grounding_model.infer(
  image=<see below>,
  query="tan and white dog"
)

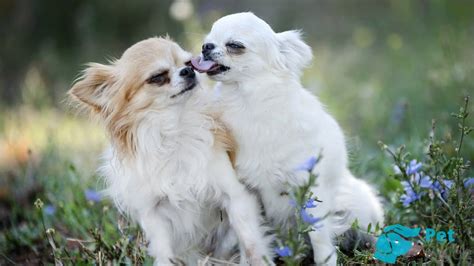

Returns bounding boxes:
[192,13,384,265]
[69,37,271,265]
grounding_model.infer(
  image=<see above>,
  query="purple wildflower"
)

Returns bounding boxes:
[464,177,474,188]
[304,198,318,208]
[399,173,432,206]
[43,204,56,216]
[295,156,318,172]
[431,179,454,200]
[400,169,456,205]
[400,181,422,207]
[84,189,102,203]
[414,173,432,188]
[406,160,422,175]
[300,209,321,225]
[274,246,293,257]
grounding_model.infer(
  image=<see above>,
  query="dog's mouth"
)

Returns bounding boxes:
[170,81,197,98]
[191,56,230,76]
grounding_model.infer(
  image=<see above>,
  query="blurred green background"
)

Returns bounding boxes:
[0,0,473,264]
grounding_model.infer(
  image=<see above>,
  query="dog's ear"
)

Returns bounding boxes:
[69,63,115,112]
[276,30,313,76]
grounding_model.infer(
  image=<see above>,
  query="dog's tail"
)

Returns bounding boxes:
[320,173,382,255]
[331,171,384,236]
[321,171,384,258]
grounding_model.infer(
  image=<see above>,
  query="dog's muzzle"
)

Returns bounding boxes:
[170,67,197,98]
[190,56,230,76]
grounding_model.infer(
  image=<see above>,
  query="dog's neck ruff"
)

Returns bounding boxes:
[101,97,218,213]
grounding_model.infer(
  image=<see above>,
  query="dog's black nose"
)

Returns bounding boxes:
[179,66,195,78]
[202,43,216,53]
[202,43,215,61]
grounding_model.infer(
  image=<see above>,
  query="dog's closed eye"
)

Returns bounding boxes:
[226,41,245,54]
[147,71,170,86]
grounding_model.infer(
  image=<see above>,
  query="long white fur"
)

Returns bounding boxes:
[202,13,384,265]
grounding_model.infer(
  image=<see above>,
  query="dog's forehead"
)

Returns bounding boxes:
[208,12,275,43]
[120,38,189,69]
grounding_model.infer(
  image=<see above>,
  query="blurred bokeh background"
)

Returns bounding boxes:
[1,0,473,263]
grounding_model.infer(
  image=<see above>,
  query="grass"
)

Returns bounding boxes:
[1,20,473,265]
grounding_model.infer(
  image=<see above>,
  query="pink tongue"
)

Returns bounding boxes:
[191,56,216,73]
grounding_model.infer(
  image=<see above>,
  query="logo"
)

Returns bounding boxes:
[374,224,420,263]
[374,224,455,264]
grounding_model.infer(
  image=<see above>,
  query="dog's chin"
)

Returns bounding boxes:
[206,64,230,76]
[170,81,197,99]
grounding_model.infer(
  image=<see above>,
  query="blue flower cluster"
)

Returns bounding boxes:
[275,155,322,260]
[399,160,459,206]
[300,199,320,225]
[293,198,322,228]
[277,197,321,258]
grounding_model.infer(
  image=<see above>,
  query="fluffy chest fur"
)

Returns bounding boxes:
[99,102,225,252]
[101,105,221,209]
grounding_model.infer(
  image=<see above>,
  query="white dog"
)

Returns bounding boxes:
[69,37,271,265]
[192,13,384,265]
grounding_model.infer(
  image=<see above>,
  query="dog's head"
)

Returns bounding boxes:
[69,37,196,153]
[191,12,312,82]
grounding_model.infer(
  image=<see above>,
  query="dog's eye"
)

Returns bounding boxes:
[185,60,192,66]
[147,71,170,86]
[226,42,245,50]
